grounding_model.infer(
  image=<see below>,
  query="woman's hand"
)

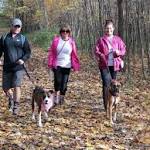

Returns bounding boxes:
[114,49,120,57]
[113,49,120,58]
[115,49,120,55]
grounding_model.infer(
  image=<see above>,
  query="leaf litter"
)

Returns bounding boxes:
[0,47,149,149]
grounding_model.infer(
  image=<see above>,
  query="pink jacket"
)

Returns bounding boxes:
[47,36,80,71]
[95,35,126,71]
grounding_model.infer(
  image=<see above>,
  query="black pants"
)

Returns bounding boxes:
[100,66,117,110]
[53,66,71,95]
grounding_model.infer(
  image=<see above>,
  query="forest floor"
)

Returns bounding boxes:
[0,25,150,149]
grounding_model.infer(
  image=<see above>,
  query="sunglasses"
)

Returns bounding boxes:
[61,30,70,33]
[13,25,21,28]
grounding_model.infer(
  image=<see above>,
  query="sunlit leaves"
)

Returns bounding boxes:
[0,47,149,149]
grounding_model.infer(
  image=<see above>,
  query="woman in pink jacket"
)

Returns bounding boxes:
[48,25,80,104]
[95,20,126,110]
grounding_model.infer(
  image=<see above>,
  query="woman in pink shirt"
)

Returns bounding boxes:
[48,25,80,104]
[95,20,126,110]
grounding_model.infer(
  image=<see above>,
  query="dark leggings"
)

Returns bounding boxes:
[100,66,117,110]
[53,66,70,95]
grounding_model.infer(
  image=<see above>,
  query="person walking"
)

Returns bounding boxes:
[0,18,31,115]
[47,24,80,104]
[94,19,126,110]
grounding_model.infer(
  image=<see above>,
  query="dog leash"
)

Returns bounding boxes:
[23,64,35,85]
[23,64,31,80]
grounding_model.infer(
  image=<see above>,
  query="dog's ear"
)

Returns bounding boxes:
[117,78,125,87]
[49,90,53,94]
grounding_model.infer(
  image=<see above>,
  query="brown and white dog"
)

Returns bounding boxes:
[32,86,54,127]
[106,80,121,124]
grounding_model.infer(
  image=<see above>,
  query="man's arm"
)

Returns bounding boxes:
[21,37,31,61]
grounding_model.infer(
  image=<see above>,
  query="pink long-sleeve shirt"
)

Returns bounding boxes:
[95,35,126,71]
[47,36,80,71]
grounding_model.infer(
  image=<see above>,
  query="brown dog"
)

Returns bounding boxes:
[32,86,54,127]
[106,80,121,124]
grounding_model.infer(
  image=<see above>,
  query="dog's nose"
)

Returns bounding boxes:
[45,100,48,104]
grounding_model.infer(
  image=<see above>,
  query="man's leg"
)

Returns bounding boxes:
[13,86,21,115]
[4,89,14,111]
[12,70,25,115]
[2,71,14,111]
[13,86,21,103]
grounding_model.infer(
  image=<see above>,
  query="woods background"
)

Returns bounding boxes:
[0,1,149,149]
[1,0,150,80]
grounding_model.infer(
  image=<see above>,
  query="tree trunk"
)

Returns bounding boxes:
[97,0,103,36]
[83,0,92,51]
[137,7,146,79]
[117,0,124,39]
[36,0,49,29]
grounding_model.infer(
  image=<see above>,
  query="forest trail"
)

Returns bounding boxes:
[0,26,149,149]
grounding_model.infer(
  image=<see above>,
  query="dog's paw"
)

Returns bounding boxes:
[113,113,117,122]
[44,112,48,119]
[32,115,36,121]
[110,120,115,125]
[38,122,43,127]
[113,117,117,122]
[44,112,48,120]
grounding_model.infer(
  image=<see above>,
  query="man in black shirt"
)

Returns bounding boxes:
[0,18,31,115]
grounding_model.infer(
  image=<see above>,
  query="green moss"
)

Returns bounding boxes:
[26,28,58,51]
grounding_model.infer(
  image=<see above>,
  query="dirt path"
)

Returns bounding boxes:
[0,28,149,149]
